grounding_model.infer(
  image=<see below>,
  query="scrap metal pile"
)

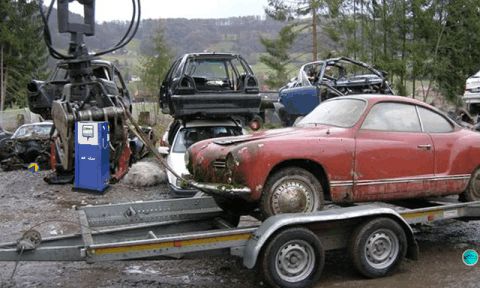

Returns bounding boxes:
[17,0,142,182]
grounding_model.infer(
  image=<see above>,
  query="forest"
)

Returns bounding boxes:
[1,0,480,108]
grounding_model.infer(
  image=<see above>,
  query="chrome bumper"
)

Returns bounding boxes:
[189,181,251,199]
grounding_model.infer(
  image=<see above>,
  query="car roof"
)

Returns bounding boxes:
[181,119,241,128]
[335,94,429,106]
[184,52,241,59]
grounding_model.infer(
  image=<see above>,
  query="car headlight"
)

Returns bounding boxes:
[184,150,190,167]
[226,153,236,170]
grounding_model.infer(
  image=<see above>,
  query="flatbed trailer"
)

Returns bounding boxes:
[0,196,479,288]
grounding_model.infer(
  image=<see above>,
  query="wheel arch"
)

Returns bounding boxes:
[243,205,418,269]
[266,158,331,200]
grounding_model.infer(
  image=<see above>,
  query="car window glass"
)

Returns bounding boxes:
[173,126,242,153]
[52,67,69,81]
[362,102,421,132]
[417,106,453,133]
[186,60,227,79]
[297,98,366,128]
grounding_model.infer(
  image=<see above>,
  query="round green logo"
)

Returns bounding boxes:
[463,249,478,266]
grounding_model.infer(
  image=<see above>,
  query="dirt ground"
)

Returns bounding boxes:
[0,169,479,288]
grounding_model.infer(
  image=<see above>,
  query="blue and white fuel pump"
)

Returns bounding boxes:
[74,121,110,192]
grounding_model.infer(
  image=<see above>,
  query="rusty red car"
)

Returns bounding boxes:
[186,95,480,217]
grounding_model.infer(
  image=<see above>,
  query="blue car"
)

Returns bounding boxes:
[276,57,393,126]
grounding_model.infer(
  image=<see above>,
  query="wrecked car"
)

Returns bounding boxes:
[187,95,480,218]
[0,122,52,171]
[27,60,131,121]
[159,119,245,197]
[159,53,262,125]
[275,57,393,126]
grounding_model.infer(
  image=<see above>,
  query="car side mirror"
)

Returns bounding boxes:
[158,146,170,155]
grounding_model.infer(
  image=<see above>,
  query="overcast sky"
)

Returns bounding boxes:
[67,0,268,22]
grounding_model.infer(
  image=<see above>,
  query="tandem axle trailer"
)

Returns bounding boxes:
[0,196,479,288]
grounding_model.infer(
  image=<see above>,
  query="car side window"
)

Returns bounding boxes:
[417,106,454,133]
[362,102,421,132]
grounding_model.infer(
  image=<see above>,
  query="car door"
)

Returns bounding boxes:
[353,102,435,201]
[416,106,470,195]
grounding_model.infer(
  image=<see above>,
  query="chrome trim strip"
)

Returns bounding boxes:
[330,174,470,187]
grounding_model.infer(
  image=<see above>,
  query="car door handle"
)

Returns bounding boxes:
[417,144,432,150]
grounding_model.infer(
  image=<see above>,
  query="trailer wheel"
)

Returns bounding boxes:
[460,168,480,202]
[261,227,324,288]
[349,217,407,278]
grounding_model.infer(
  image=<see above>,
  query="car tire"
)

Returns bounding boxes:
[261,167,324,218]
[349,217,407,278]
[460,168,480,202]
[260,227,325,288]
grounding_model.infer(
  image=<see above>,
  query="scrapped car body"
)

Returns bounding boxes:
[160,119,244,197]
[0,122,53,171]
[27,60,131,121]
[187,95,480,217]
[463,70,480,114]
[276,57,393,126]
[159,53,261,123]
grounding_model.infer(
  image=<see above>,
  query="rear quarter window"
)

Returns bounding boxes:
[417,106,454,133]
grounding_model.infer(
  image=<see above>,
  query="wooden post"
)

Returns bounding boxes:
[0,44,4,111]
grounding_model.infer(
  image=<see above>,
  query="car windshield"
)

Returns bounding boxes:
[297,98,366,128]
[172,126,242,153]
[13,125,52,138]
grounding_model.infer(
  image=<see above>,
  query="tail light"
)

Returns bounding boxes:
[249,119,261,131]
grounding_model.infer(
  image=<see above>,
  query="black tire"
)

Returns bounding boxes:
[261,227,325,288]
[460,168,480,202]
[261,167,324,218]
[349,217,407,278]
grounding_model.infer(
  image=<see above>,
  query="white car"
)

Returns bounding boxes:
[463,70,480,113]
[159,119,245,197]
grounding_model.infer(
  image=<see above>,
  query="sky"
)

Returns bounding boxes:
[67,0,269,22]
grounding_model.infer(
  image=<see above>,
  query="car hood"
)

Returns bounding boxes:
[212,124,336,146]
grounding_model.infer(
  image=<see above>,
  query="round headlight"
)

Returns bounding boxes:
[226,153,235,170]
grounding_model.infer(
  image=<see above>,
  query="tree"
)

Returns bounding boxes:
[139,28,171,99]
[265,0,336,61]
[259,25,296,88]
[0,0,47,109]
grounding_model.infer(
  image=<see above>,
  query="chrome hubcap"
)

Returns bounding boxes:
[472,173,480,197]
[272,180,314,214]
[275,240,316,282]
[365,229,399,269]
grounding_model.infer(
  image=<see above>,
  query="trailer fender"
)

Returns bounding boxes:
[243,205,418,269]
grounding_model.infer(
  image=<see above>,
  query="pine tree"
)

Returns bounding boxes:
[259,25,296,88]
[0,0,47,109]
[139,28,171,98]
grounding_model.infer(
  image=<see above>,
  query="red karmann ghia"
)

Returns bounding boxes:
[186,95,480,217]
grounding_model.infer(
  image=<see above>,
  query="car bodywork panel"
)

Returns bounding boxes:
[187,95,478,204]
[0,124,52,171]
[159,53,261,121]
[277,57,393,126]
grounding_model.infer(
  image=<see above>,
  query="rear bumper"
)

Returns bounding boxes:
[189,181,251,199]
[463,92,480,103]
[171,93,261,118]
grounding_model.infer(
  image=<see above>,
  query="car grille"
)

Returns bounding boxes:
[213,159,226,169]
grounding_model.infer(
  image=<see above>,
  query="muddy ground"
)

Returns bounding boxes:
[0,169,479,288]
